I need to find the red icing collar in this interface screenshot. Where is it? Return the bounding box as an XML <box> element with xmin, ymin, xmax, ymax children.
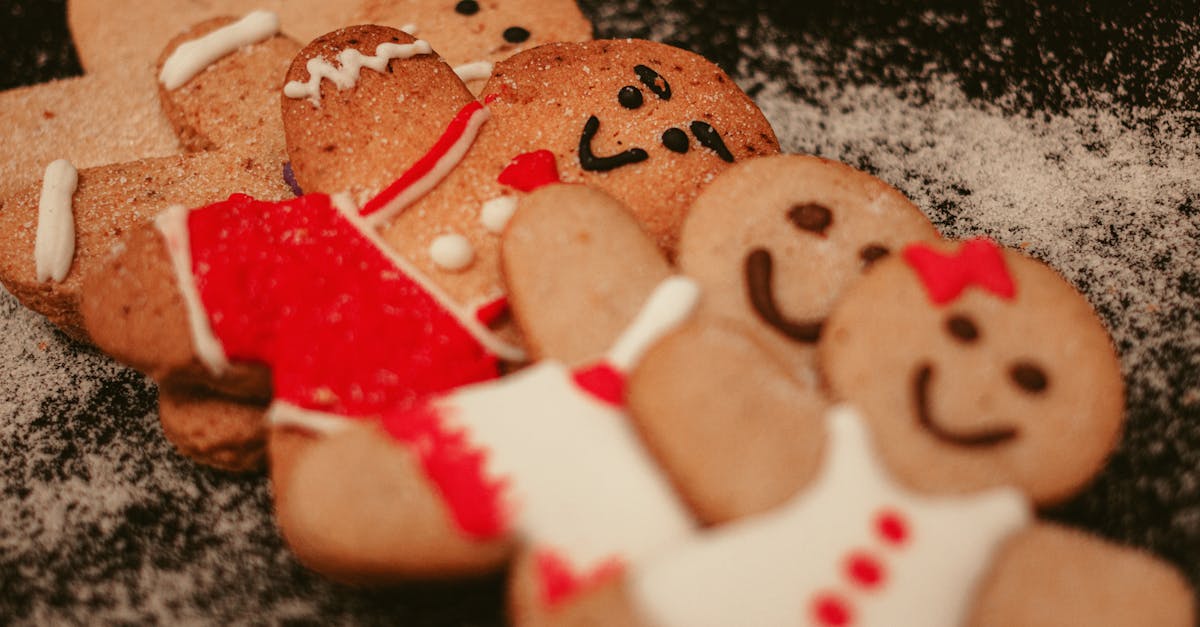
<box><xmin>571</xmin><ymin>362</ymin><xmax>626</xmax><ymax>407</ymax></box>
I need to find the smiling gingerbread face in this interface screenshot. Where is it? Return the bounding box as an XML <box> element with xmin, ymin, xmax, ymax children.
<box><xmin>357</xmin><ymin>0</ymin><xmax>593</xmax><ymax>87</ymax></box>
<box><xmin>678</xmin><ymin>155</ymin><xmax>940</xmax><ymax>378</ymax></box>
<box><xmin>819</xmin><ymin>239</ymin><xmax>1125</xmax><ymax>505</ymax></box>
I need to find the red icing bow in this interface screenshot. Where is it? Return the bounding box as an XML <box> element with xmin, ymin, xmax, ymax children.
<box><xmin>902</xmin><ymin>238</ymin><xmax>1015</xmax><ymax>305</ymax></box>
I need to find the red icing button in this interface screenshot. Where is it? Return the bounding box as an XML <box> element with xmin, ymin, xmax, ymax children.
<box><xmin>497</xmin><ymin>149</ymin><xmax>560</xmax><ymax>192</ymax></box>
<box><xmin>875</xmin><ymin>510</ymin><xmax>909</xmax><ymax>546</ymax></box>
<box><xmin>845</xmin><ymin>552</ymin><xmax>885</xmax><ymax>589</ymax></box>
<box><xmin>812</xmin><ymin>593</ymin><xmax>853</xmax><ymax>626</ymax></box>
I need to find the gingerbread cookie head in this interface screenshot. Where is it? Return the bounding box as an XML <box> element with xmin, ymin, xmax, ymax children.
<box><xmin>678</xmin><ymin>154</ymin><xmax>940</xmax><ymax>377</ymax></box>
<box><xmin>282</xmin><ymin>30</ymin><xmax>777</xmax><ymax>328</ymax></box>
<box><xmin>356</xmin><ymin>0</ymin><xmax>593</xmax><ymax>89</ymax></box>
<box><xmin>820</xmin><ymin>238</ymin><xmax>1125</xmax><ymax>505</ymax></box>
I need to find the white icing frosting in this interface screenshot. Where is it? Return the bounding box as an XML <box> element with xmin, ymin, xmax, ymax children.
<box><xmin>630</xmin><ymin>405</ymin><xmax>1031</xmax><ymax>627</ymax></box>
<box><xmin>34</xmin><ymin>159</ymin><xmax>78</xmax><ymax>283</ymax></box>
<box><xmin>283</xmin><ymin>39</ymin><xmax>434</xmax><ymax>106</ymax></box>
<box><xmin>435</xmin><ymin>278</ymin><xmax>701</xmax><ymax>571</ymax></box>
<box><xmin>154</xmin><ymin>205</ymin><xmax>231</xmax><ymax>376</ymax></box>
<box><xmin>429</xmin><ymin>233</ymin><xmax>475</xmax><ymax>271</ymax></box>
<box><xmin>267</xmin><ymin>401</ymin><xmax>350</xmax><ymax>435</ymax></box>
<box><xmin>479</xmin><ymin>196</ymin><xmax>518</xmax><ymax>234</ymax></box>
<box><xmin>399</xmin><ymin>23</ymin><xmax>418</xmax><ymax>35</ymax></box>
<box><xmin>453</xmin><ymin>60</ymin><xmax>495</xmax><ymax>83</ymax></box>
<box><xmin>159</xmin><ymin>10</ymin><xmax>280</xmax><ymax>90</ymax></box>
<box><xmin>606</xmin><ymin>276</ymin><xmax>699</xmax><ymax>372</ymax></box>
<box><xmin>330</xmin><ymin>194</ymin><xmax>526</xmax><ymax>362</ymax></box>
<box><xmin>362</xmin><ymin>103</ymin><xmax>491</xmax><ymax>226</ymax></box>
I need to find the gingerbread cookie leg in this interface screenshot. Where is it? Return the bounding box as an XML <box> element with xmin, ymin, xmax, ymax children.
<box><xmin>271</xmin><ymin>422</ymin><xmax>513</xmax><ymax>583</ymax></box>
<box><xmin>158</xmin><ymin>386</ymin><xmax>269</xmax><ymax>472</ymax></box>
<box><xmin>969</xmin><ymin>523</ymin><xmax>1195</xmax><ymax>626</ymax></box>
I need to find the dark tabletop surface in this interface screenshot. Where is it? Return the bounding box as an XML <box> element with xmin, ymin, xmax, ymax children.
<box><xmin>0</xmin><ymin>0</ymin><xmax>1197</xmax><ymax>623</ymax></box>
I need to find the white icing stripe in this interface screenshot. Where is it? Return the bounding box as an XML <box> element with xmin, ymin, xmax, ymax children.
<box><xmin>453</xmin><ymin>60</ymin><xmax>494</xmax><ymax>83</ymax></box>
<box><xmin>429</xmin><ymin>233</ymin><xmax>474</xmax><ymax>271</ymax></box>
<box><xmin>154</xmin><ymin>205</ymin><xmax>231</xmax><ymax>376</ymax></box>
<box><xmin>480</xmin><ymin>196</ymin><xmax>518</xmax><ymax>233</ymax></box>
<box><xmin>606</xmin><ymin>276</ymin><xmax>700</xmax><ymax>372</ymax></box>
<box><xmin>159</xmin><ymin>10</ymin><xmax>280</xmax><ymax>90</ymax></box>
<box><xmin>283</xmin><ymin>39</ymin><xmax>434</xmax><ymax>106</ymax></box>
<box><xmin>362</xmin><ymin>104</ymin><xmax>491</xmax><ymax>227</ymax></box>
<box><xmin>330</xmin><ymin>196</ymin><xmax>526</xmax><ymax>362</ymax></box>
<box><xmin>268</xmin><ymin>401</ymin><xmax>351</xmax><ymax>436</ymax></box>
<box><xmin>34</xmin><ymin>159</ymin><xmax>78</xmax><ymax>283</ymax></box>
<box><xmin>399</xmin><ymin>23</ymin><xmax>418</xmax><ymax>35</ymax></box>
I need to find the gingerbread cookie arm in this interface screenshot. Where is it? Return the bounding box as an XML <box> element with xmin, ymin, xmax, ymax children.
<box><xmin>502</xmin><ymin>184</ymin><xmax>673</xmax><ymax>368</ymax></box>
<box><xmin>968</xmin><ymin>522</ymin><xmax>1195</xmax><ymax>627</ymax></box>
<box><xmin>271</xmin><ymin>423</ymin><xmax>513</xmax><ymax>584</ymax></box>
<box><xmin>627</xmin><ymin>319</ymin><xmax>829</xmax><ymax>524</ymax></box>
<box><xmin>155</xmin><ymin>13</ymin><xmax>300</xmax><ymax>154</ymax></box>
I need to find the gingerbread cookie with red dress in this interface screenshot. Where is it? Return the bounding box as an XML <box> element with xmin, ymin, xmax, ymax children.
<box><xmin>543</xmin><ymin>238</ymin><xmax>1194</xmax><ymax>627</ymax></box>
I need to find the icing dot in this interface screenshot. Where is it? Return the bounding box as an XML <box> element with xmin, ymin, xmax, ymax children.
<box><xmin>812</xmin><ymin>593</ymin><xmax>853</xmax><ymax>626</ymax></box>
<box><xmin>662</xmin><ymin>127</ymin><xmax>689</xmax><ymax>153</ymax></box>
<box><xmin>503</xmin><ymin>26</ymin><xmax>531</xmax><ymax>44</ymax></box>
<box><xmin>618</xmin><ymin>85</ymin><xmax>644</xmax><ymax>109</ymax></box>
<box><xmin>480</xmin><ymin>196</ymin><xmax>519</xmax><ymax>234</ymax></box>
<box><xmin>455</xmin><ymin>0</ymin><xmax>480</xmax><ymax>15</ymax></box>
<box><xmin>845</xmin><ymin>552</ymin><xmax>885</xmax><ymax>589</ymax></box>
<box><xmin>430</xmin><ymin>234</ymin><xmax>475</xmax><ymax>271</ymax></box>
<box><xmin>875</xmin><ymin>510</ymin><xmax>909</xmax><ymax>546</ymax></box>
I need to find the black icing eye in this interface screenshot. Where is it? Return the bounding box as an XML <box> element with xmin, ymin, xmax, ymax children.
<box><xmin>787</xmin><ymin>203</ymin><xmax>833</xmax><ymax>236</ymax></box>
<box><xmin>455</xmin><ymin>0</ymin><xmax>480</xmax><ymax>15</ymax></box>
<box><xmin>945</xmin><ymin>314</ymin><xmax>979</xmax><ymax>343</ymax></box>
<box><xmin>634</xmin><ymin>64</ymin><xmax>671</xmax><ymax>100</ymax></box>
<box><xmin>618</xmin><ymin>86</ymin><xmax>644</xmax><ymax>109</ymax></box>
<box><xmin>503</xmin><ymin>26</ymin><xmax>531</xmax><ymax>44</ymax></box>
<box><xmin>859</xmin><ymin>244</ymin><xmax>889</xmax><ymax>266</ymax></box>
<box><xmin>662</xmin><ymin>127</ymin><xmax>689</xmax><ymax>153</ymax></box>
<box><xmin>1010</xmin><ymin>362</ymin><xmax>1049</xmax><ymax>393</ymax></box>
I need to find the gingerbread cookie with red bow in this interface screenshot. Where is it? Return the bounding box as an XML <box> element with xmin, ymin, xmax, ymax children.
<box><xmin>543</xmin><ymin>238</ymin><xmax>1194</xmax><ymax>627</ymax></box>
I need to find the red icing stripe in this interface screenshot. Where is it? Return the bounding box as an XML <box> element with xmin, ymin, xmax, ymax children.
<box><xmin>360</xmin><ymin>100</ymin><xmax>485</xmax><ymax>218</ymax></box>
<box><xmin>571</xmin><ymin>363</ymin><xmax>626</xmax><ymax>407</ymax></box>
<box><xmin>534</xmin><ymin>550</ymin><xmax>624</xmax><ymax>608</ymax></box>
<box><xmin>187</xmin><ymin>193</ymin><xmax>499</xmax><ymax>418</ymax></box>
<box><xmin>381</xmin><ymin>401</ymin><xmax>508</xmax><ymax>539</ymax></box>
<box><xmin>497</xmin><ymin>149</ymin><xmax>560</xmax><ymax>191</ymax></box>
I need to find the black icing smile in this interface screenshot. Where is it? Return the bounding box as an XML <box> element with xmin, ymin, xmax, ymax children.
<box><xmin>744</xmin><ymin>248</ymin><xmax>823</xmax><ymax>343</ymax></box>
<box><xmin>579</xmin><ymin>115</ymin><xmax>650</xmax><ymax>171</ymax></box>
<box><xmin>914</xmin><ymin>363</ymin><xmax>1018</xmax><ymax>447</ymax></box>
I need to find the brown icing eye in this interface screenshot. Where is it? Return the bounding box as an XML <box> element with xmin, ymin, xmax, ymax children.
<box><xmin>859</xmin><ymin>244</ymin><xmax>889</xmax><ymax>266</ymax></box>
<box><xmin>787</xmin><ymin>203</ymin><xmax>833</xmax><ymax>235</ymax></box>
<box><xmin>503</xmin><ymin>26</ymin><xmax>531</xmax><ymax>44</ymax></box>
<box><xmin>945</xmin><ymin>314</ymin><xmax>979</xmax><ymax>343</ymax></box>
<box><xmin>1010</xmin><ymin>362</ymin><xmax>1049</xmax><ymax>393</ymax></box>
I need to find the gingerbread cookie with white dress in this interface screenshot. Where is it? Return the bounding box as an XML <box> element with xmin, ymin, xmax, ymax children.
<box><xmin>544</xmin><ymin>238</ymin><xmax>1194</xmax><ymax>627</ymax></box>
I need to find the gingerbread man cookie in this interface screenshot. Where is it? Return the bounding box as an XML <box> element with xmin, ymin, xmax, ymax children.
<box><xmin>545</xmin><ymin>238</ymin><xmax>1195</xmax><ymax>627</ymax></box>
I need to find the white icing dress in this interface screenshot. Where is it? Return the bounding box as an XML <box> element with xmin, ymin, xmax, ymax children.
<box><xmin>382</xmin><ymin>276</ymin><xmax>703</xmax><ymax>605</ymax></box>
<box><xmin>630</xmin><ymin>405</ymin><xmax>1031</xmax><ymax>627</ymax></box>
